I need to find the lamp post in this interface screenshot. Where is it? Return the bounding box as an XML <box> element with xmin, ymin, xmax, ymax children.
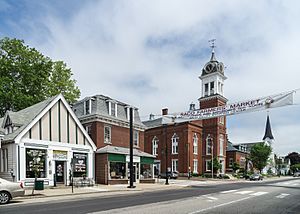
<box><xmin>164</xmin><ymin>124</ymin><xmax>169</xmax><ymax>185</ymax></box>
<box><xmin>211</xmin><ymin>137</ymin><xmax>214</xmax><ymax>179</ymax></box>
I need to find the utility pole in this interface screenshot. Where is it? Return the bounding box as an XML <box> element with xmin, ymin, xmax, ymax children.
<box><xmin>128</xmin><ymin>107</ymin><xmax>135</xmax><ymax>188</ymax></box>
<box><xmin>164</xmin><ymin>124</ymin><xmax>169</xmax><ymax>185</ymax></box>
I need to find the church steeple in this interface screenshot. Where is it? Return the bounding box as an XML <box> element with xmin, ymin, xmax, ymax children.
<box><xmin>263</xmin><ymin>115</ymin><xmax>274</xmax><ymax>140</ymax></box>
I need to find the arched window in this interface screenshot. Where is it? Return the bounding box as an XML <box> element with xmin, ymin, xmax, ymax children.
<box><xmin>152</xmin><ymin>136</ymin><xmax>159</xmax><ymax>156</ymax></box>
<box><xmin>193</xmin><ymin>133</ymin><xmax>198</xmax><ymax>155</ymax></box>
<box><xmin>206</xmin><ymin>135</ymin><xmax>213</xmax><ymax>155</ymax></box>
<box><xmin>171</xmin><ymin>133</ymin><xmax>179</xmax><ymax>154</ymax></box>
<box><xmin>219</xmin><ymin>134</ymin><xmax>224</xmax><ymax>156</ymax></box>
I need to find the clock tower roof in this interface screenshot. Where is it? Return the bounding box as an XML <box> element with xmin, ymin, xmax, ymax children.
<box><xmin>201</xmin><ymin>50</ymin><xmax>225</xmax><ymax>77</ymax></box>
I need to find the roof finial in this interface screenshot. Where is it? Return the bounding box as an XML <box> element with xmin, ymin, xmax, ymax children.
<box><xmin>208</xmin><ymin>39</ymin><xmax>217</xmax><ymax>61</ymax></box>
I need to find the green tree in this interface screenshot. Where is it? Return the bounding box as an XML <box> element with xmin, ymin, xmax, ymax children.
<box><xmin>249</xmin><ymin>143</ymin><xmax>272</xmax><ymax>174</ymax></box>
<box><xmin>232</xmin><ymin>162</ymin><xmax>240</xmax><ymax>173</ymax></box>
<box><xmin>0</xmin><ymin>37</ymin><xmax>80</xmax><ymax>117</ymax></box>
<box><xmin>290</xmin><ymin>163</ymin><xmax>300</xmax><ymax>173</ymax></box>
<box><xmin>212</xmin><ymin>157</ymin><xmax>222</xmax><ymax>174</ymax></box>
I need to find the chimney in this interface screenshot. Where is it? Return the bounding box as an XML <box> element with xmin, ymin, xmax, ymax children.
<box><xmin>162</xmin><ymin>108</ymin><xmax>168</xmax><ymax>115</ymax></box>
<box><xmin>149</xmin><ymin>113</ymin><xmax>155</xmax><ymax>120</ymax></box>
<box><xmin>189</xmin><ymin>103</ymin><xmax>195</xmax><ymax>111</ymax></box>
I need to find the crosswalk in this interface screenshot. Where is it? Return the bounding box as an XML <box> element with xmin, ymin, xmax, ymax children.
<box><xmin>199</xmin><ymin>189</ymin><xmax>291</xmax><ymax>202</ymax></box>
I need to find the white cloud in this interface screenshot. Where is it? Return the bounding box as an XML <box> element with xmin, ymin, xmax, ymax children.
<box><xmin>5</xmin><ymin>0</ymin><xmax>300</xmax><ymax>155</ymax></box>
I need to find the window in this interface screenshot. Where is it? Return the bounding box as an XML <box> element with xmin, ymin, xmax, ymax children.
<box><xmin>210</xmin><ymin>81</ymin><xmax>215</xmax><ymax>94</ymax></box>
<box><xmin>152</xmin><ymin>136</ymin><xmax>159</xmax><ymax>156</ymax></box>
<box><xmin>85</xmin><ymin>125</ymin><xmax>91</xmax><ymax>137</ymax></box>
<box><xmin>219</xmin><ymin>135</ymin><xmax>224</xmax><ymax>156</ymax></box>
<box><xmin>171</xmin><ymin>133</ymin><xmax>179</xmax><ymax>154</ymax></box>
<box><xmin>26</xmin><ymin>148</ymin><xmax>46</xmax><ymax>178</ymax></box>
<box><xmin>73</xmin><ymin>153</ymin><xmax>87</xmax><ymax>177</ymax></box>
<box><xmin>193</xmin><ymin>159</ymin><xmax>198</xmax><ymax>173</ymax></box>
<box><xmin>104</xmin><ymin>126</ymin><xmax>111</xmax><ymax>144</ymax></box>
<box><xmin>141</xmin><ymin>164</ymin><xmax>153</xmax><ymax>179</ymax></box>
<box><xmin>0</xmin><ymin>149</ymin><xmax>8</xmax><ymax>172</ymax></box>
<box><xmin>134</xmin><ymin>130</ymin><xmax>139</xmax><ymax>147</ymax></box>
<box><xmin>193</xmin><ymin>133</ymin><xmax>198</xmax><ymax>155</ymax></box>
<box><xmin>205</xmin><ymin>160</ymin><xmax>212</xmax><ymax>171</ymax></box>
<box><xmin>204</xmin><ymin>83</ymin><xmax>209</xmax><ymax>96</ymax></box>
<box><xmin>219</xmin><ymin>116</ymin><xmax>224</xmax><ymax>125</ymax></box>
<box><xmin>108</xmin><ymin>102</ymin><xmax>118</xmax><ymax>117</ymax></box>
<box><xmin>109</xmin><ymin>162</ymin><xmax>126</xmax><ymax>179</ymax></box>
<box><xmin>84</xmin><ymin>100</ymin><xmax>91</xmax><ymax>115</ymax></box>
<box><xmin>206</xmin><ymin>135</ymin><xmax>213</xmax><ymax>155</ymax></box>
<box><xmin>172</xmin><ymin>159</ymin><xmax>178</xmax><ymax>172</ymax></box>
<box><xmin>229</xmin><ymin>158</ymin><xmax>233</xmax><ymax>167</ymax></box>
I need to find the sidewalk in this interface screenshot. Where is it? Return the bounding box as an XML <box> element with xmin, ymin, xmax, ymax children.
<box><xmin>22</xmin><ymin>176</ymin><xmax>291</xmax><ymax>199</ymax></box>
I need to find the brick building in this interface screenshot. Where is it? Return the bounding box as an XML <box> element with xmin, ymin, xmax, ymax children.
<box><xmin>144</xmin><ymin>47</ymin><xmax>228</xmax><ymax>176</ymax></box>
<box><xmin>226</xmin><ymin>141</ymin><xmax>248</xmax><ymax>172</ymax></box>
<box><xmin>73</xmin><ymin>95</ymin><xmax>155</xmax><ymax>184</ymax></box>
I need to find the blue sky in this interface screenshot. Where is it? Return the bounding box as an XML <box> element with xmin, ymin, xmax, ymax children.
<box><xmin>1</xmin><ymin>0</ymin><xmax>300</xmax><ymax>155</ymax></box>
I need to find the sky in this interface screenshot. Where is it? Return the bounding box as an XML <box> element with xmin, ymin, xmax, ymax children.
<box><xmin>1</xmin><ymin>0</ymin><xmax>299</xmax><ymax>156</ymax></box>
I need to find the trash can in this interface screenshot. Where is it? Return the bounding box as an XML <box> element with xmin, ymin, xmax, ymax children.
<box><xmin>35</xmin><ymin>180</ymin><xmax>44</xmax><ymax>190</ymax></box>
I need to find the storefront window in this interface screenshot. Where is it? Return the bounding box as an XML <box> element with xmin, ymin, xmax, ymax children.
<box><xmin>141</xmin><ymin>164</ymin><xmax>153</xmax><ymax>179</ymax></box>
<box><xmin>73</xmin><ymin>153</ymin><xmax>87</xmax><ymax>177</ymax></box>
<box><xmin>110</xmin><ymin>162</ymin><xmax>126</xmax><ymax>179</ymax></box>
<box><xmin>26</xmin><ymin>148</ymin><xmax>46</xmax><ymax>178</ymax></box>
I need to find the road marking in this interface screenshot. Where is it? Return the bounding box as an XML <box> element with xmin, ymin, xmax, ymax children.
<box><xmin>205</xmin><ymin>196</ymin><xmax>218</xmax><ymax>200</ymax></box>
<box><xmin>249</xmin><ymin>191</ymin><xmax>268</xmax><ymax>196</ymax></box>
<box><xmin>188</xmin><ymin>196</ymin><xmax>253</xmax><ymax>214</ymax></box>
<box><xmin>235</xmin><ymin>190</ymin><xmax>254</xmax><ymax>195</ymax></box>
<box><xmin>220</xmin><ymin>190</ymin><xmax>238</xmax><ymax>194</ymax></box>
<box><xmin>276</xmin><ymin>193</ymin><xmax>290</xmax><ymax>199</ymax></box>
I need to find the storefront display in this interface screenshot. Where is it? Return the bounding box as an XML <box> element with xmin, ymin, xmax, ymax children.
<box><xmin>73</xmin><ymin>153</ymin><xmax>87</xmax><ymax>177</ymax></box>
<box><xmin>26</xmin><ymin>148</ymin><xmax>46</xmax><ymax>178</ymax></box>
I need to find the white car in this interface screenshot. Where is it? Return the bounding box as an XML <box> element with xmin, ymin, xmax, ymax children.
<box><xmin>0</xmin><ymin>178</ymin><xmax>25</xmax><ymax>204</ymax></box>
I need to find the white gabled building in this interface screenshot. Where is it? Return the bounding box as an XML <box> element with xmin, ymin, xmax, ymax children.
<box><xmin>0</xmin><ymin>94</ymin><xmax>96</xmax><ymax>187</ymax></box>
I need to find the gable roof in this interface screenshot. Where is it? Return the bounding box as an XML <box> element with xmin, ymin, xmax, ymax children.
<box><xmin>1</xmin><ymin>96</ymin><xmax>57</xmax><ymax>142</ymax></box>
<box><xmin>0</xmin><ymin>94</ymin><xmax>97</xmax><ymax>151</ymax></box>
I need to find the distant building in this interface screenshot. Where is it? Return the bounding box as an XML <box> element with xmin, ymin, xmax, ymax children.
<box><xmin>0</xmin><ymin>94</ymin><xmax>96</xmax><ymax>187</ymax></box>
<box><xmin>73</xmin><ymin>95</ymin><xmax>155</xmax><ymax>185</ymax></box>
<box><xmin>226</xmin><ymin>141</ymin><xmax>248</xmax><ymax>173</ymax></box>
<box><xmin>144</xmin><ymin>47</ymin><xmax>228</xmax><ymax>176</ymax></box>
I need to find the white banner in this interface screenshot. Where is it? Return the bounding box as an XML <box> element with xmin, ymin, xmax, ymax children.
<box><xmin>176</xmin><ymin>91</ymin><xmax>294</xmax><ymax>120</ymax></box>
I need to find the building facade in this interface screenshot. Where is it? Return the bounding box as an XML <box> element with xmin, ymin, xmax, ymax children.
<box><xmin>144</xmin><ymin>48</ymin><xmax>228</xmax><ymax>176</ymax></box>
<box><xmin>73</xmin><ymin>95</ymin><xmax>155</xmax><ymax>185</ymax></box>
<box><xmin>0</xmin><ymin>94</ymin><xmax>96</xmax><ymax>187</ymax></box>
<box><xmin>144</xmin><ymin>108</ymin><xmax>203</xmax><ymax>177</ymax></box>
<box><xmin>226</xmin><ymin>141</ymin><xmax>248</xmax><ymax>173</ymax></box>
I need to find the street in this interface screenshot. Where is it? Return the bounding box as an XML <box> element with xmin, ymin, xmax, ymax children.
<box><xmin>0</xmin><ymin>178</ymin><xmax>299</xmax><ymax>214</ymax></box>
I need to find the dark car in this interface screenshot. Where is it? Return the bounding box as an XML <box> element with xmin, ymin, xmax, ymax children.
<box><xmin>158</xmin><ymin>171</ymin><xmax>178</xmax><ymax>179</ymax></box>
<box><xmin>249</xmin><ymin>174</ymin><xmax>263</xmax><ymax>181</ymax></box>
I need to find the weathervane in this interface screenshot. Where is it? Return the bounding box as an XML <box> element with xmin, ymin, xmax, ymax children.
<box><xmin>208</xmin><ymin>39</ymin><xmax>216</xmax><ymax>53</ymax></box>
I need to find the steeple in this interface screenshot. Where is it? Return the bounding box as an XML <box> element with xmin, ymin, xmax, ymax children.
<box><xmin>263</xmin><ymin>115</ymin><xmax>274</xmax><ymax>140</ymax></box>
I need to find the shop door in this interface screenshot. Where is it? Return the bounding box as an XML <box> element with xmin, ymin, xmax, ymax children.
<box><xmin>55</xmin><ymin>161</ymin><xmax>65</xmax><ymax>183</ymax></box>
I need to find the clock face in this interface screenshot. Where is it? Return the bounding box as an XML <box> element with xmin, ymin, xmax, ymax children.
<box><xmin>205</xmin><ymin>63</ymin><xmax>214</xmax><ymax>73</ymax></box>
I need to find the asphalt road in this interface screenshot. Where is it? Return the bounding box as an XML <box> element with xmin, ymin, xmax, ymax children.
<box><xmin>1</xmin><ymin>178</ymin><xmax>299</xmax><ymax>214</ymax></box>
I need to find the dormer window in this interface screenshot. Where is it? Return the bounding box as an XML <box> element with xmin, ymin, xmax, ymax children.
<box><xmin>5</xmin><ymin>126</ymin><xmax>13</xmax><ymax>134</ymax></box>
<box><xmin>108</xmin><ymin>101</ymin><xmax>118</xmax><ymax>117</ymax></box>
<box><xmin>126</xmin><ymin>107</ymin><xmax>134</xmax><ymax>122</ymax></box>
<box><xmin>84</xmin><ymin>99</ymin><xmax>91</xmax><ymax>115</ymax></box>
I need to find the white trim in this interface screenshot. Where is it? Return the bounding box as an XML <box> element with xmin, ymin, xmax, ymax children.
<box><xmin>14</xmin><ymin>94</ymin><xmax>97</xmax><ymax>151</ymax></box>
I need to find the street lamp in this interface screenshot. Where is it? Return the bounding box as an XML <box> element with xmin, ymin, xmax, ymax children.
<box><xmin>164</xmin><ymin>124</ymin><xmax>169</xmax><ymax>185</ymax></box>
<box><xmin>211</xmin><ymin>140</ymin><xmax>214</xmax><ymax>179</ymax></box>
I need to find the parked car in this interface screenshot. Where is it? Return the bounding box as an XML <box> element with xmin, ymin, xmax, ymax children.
<box><xmin>293</xmin><ymin>171</ymin><xmax>300</xmax><ymax>177</ymax></box>
<box><xmin>0</xmin><ymin>178</ymin><xmax>25</xmax><ymax>204</ymax></box>
<box><xmin>158</xmin><ymin>171</ymin><xmax>178</xmax><ymax>179</ymax></box>
<box><xmin>249</xmin><ymin>174</ymin><xmax>263</xmax><ymax>181</ymax></box>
